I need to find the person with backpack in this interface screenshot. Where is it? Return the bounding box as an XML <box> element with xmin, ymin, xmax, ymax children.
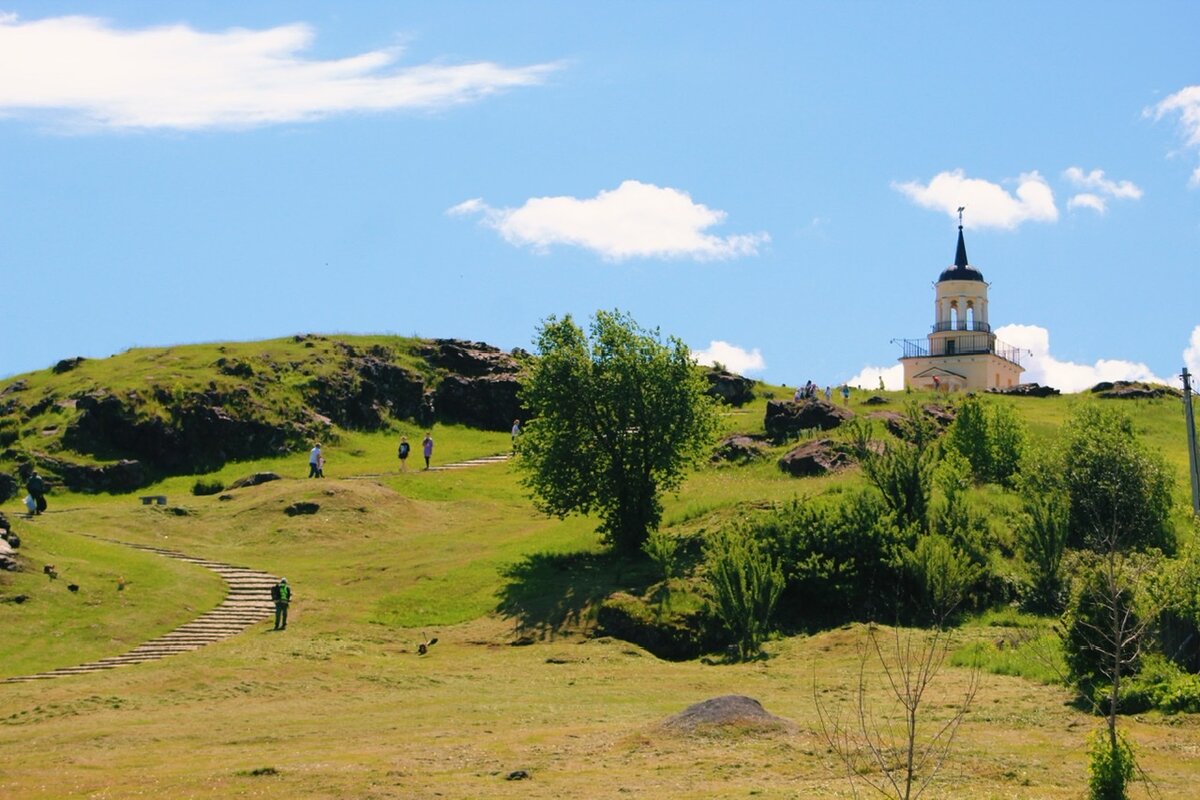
<box><xmin>271</xmin><ymin>578</ymin><xmax>292</xmax><ymax>630</ymax></box>
<box><xmin>398</xmin><ymin>436</ymin><xmax>411</xmax><ymax>472</ymax></box>
<box><xmin>26</xmin><ymin>470</ymin><xmax>47</xmax><ymax>515</ymax></box>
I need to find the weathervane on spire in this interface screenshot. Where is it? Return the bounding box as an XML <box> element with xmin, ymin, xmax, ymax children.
<box><xmin>957</xmin><ymin>206</ymin><xmax>965</xmax><ymax>228</ymax></box>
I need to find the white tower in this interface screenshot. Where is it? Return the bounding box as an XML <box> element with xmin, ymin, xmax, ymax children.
<box><xmin>897</xmin><ymin>223</ymin><xmax>1024</xmax><ymax>391</ymax></box>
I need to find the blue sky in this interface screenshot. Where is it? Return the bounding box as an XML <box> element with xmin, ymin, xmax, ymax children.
<box><xmin>2</xmin><ymin>2</ymin><xmax>1199</xmax><ymax>392</ymax></box>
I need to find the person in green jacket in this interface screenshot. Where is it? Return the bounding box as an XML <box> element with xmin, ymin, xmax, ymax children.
<box><xmin>272</xmin><ymin>578</ymin><xmax>292</xmax><ymax>630</ymax></box>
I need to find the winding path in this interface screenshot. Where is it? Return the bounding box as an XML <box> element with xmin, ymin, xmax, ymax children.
<box><xmin>3</xmin><ymin>455</ymin><xmax>511</xmax><ymax>684</ymax></box>
<box><xmin>3</xmin><ymin>544</ymin><xmax>277</xmax><ymax>683</ymax></box>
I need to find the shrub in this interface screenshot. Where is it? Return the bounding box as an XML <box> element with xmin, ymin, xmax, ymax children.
<box><xmin>751</xmin><ymin>492</ymin><xmax>908</xmax><ymax>628</ymax></box>
<box><xmin>1017</xmin><ymin>490</ymin><xmax>1070</xmax><ymax>614</ymax></box>
<box><xmin>905</xmin><ymin>533</ymin><xmax>981</xmax><ymax>624</ymax></box>
<box><xmin>192</xmin><ymin>478</ymin><xmax>225</xmax><ymax>496</ymax></box>
<box><xmin>1087</xmin><ymin>729</ymin><xmax>1135</xmax><ymax>800</ymax></box>
<box><xmin>642</xmin><ymin>528</ymin><xmax>680</xmax><ymax>582</ymax></box>
<box><xmin>703</xmin><ymin>526</ymin><xmax>783</xmax><ymax>661</ymax></box>
<box><xmin>1063</xmin><ymin>563</ymin><xmax>1144</xmax><ymax>696</ymax></box>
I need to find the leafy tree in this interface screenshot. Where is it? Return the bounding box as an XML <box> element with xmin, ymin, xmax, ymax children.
<box><xmin>945</xmin><ymin>395</ymin><xmax>1025</xmax><ymax>486</ymax></box>
<box><xmin>1058</xmin><ymin>405</ymin><xmax>1174</xmax><ymax>553</ymax></box>
<box><xmin>861</xmin><ymin>437</ymin><xmax>936</xmax><ymax>534</ymax></box>
<box><xmin>518</xmin><ymin>310</ymin><xmax>718</xmax><ymax>553</ymax></box>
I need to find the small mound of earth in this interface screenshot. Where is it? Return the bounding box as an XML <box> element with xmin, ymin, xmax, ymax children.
<box><xmin>659</xmin><ymin>695</ymin><xmax>792</xmax><ymax>735</ymax></box>
<box><xmin>229</xmin><ymin>472</ymin><xmax>282</xmax><ymax>489</ymax></box>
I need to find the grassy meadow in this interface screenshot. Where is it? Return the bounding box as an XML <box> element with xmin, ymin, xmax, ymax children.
<box><xmin>2</xmin><ymin>358</ymin><xmax>1200</xmax><ymax>798</ymax></box>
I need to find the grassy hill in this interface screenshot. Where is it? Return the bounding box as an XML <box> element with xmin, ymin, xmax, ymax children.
<box><xmin>1</xmin><ymin>339</ymin><xmax>1198</xmax><ymax>798</ymax></box>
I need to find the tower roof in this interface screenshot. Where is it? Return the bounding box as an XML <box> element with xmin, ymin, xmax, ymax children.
<box><xmin>937</xmin><ymin>225</ymin><xmax>985</xmax><ymax>283</ymax></box>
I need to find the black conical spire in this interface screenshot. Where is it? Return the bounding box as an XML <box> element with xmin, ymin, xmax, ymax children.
<box><xmin>937</xmin><ymin>214</ymin><xmax>984</xmax><ymax>283</ymax></box>
<box><xmin>954</xmin><ymin>225</ymin><xmax>969</xmax><ymax>268</ymax></box>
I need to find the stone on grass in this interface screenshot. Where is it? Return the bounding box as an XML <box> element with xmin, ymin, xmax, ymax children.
<box><xmin>659</xmin><ymin>695</ymin><xmax>792</xmax><ymax>734</ymax></box>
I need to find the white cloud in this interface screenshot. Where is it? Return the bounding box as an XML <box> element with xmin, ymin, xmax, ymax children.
<box><xmin>1067</xmin><ymin>193</ymin><xmax>1107</xmax><ymax>213</ymax></box>
<box><xmin>892</xmin><ymin>169</ymin><xmax>1058</xmax><ymax>230</ymax></box>
<box><xmin>1151</xmin><ymin>86</ymin><xmax>1200</xmax><ymax>188</ymax></box>
<box><xmin>1185</xmin><ymin>325</ymin><xmax>1200</xmax><ymax>377</ymax></box>
<box><xmin>449</xmin><ymin>180</ymin><xmax>769</xmax><ymax>261</ymax></box>
<box><xmin>847</xmin><ymin>364</ymin><xmax>904</xmax><ymax>391</ymax></box>
<box><xmin>1063</xmin><ymin>167</ymin><xmax>1142</xmax><ymax>200</ymax></box>
<box><xmin>693</xmin><ymin>341</ymin><xmax>766</xmax><ymax>374</ymax></box>
<box><xmin>0</xmin><ymin>14</ymin><xmax>558</xmax><ymax>130</ymax></box>
<box><xmin>996</xmin><ymin>324</ymin><xmax>1169</xmax><ymax>393</ymax></box>
<box><xmin>1153</xmin><ymin>85</ymin><xmax>1200</xmax><ymax>148</ymax></box>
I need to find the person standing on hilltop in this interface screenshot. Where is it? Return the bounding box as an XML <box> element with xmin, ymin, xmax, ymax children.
<box><xmin>422</xmin><ymin>432</ymin><xmax>434</xmax><ymax>470</ymax></box>
<box><xmin>308</xmin><ymin>443</ymin><xmax>322</xmax><ymax>478</ymax></box>
<box><xmin>398</xmin><ymin>436</ymin><xmax>411</xmax><ymax>472</ymax></box>
<box><xmin>271</xmin><ymin>577</ymin><xmax>292</xmax><ymax>631</ymax></box>
<box><xmin>26</xmin><ymin>469</ymin><xmax>47</xmax><ymax>515</ymax></box>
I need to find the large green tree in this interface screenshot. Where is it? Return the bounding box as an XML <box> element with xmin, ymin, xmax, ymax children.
<box><xmin>518</xmin><ymin>310</ymin><xmax>718</xmax><ymax>553</ymax></box>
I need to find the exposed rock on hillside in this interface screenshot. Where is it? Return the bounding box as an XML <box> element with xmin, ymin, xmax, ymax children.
<box><xmin>712</xmin><ymin>434</ymin><xmax>768</xmax><ymax>464</ymax></box>
<box><xmin>988</xmin><ymin>382</ymin><xmax>1060</xmax><ymax>397</ymax></box>
<box><xmin>64</xmin><ymin>390</ymin><xmax>313</xmax><ymax>475</ymax></box>
<box><xmin>778</xmin><ymin>439</ymin><xmax>855</xmax><ymax>477</ymax></box>
<box><xmin>1090</xmin><ymin>381</ymin><xmax>1180</xmax><ymax>400</ymax></box>
<box><xmin>764</xmin><ymin>399</ymin><xmax>852</xmax><ymax>441</ymax></box>
<box><xmin>436</xmin><ymin>373</ymin><xmax>524</xmax><ymax>431</ymax></box>
<box><xmin>32</xmin><ymin>455</ymin><xmax>146</xmax><ymax>493</ymax></box>
<box><xmin>704</xmin><ymin>369</ymin><xmax>755</xmax><ymax>407</ymax></box>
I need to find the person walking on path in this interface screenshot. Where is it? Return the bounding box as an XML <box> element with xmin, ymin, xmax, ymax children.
<box><xmin>422</xmin><ymin>432</ymin><xmax>434</xmax><ymax>470</ymax></box>
<box><xmin>308</xmin><ymin>443</ymin><xmax>322</xmax><ymax>478</ymax></box>
<box><xmin>398</xmin><ymin>436</ymin><xmax>411</xmax><ymax>472</ymax></box>
<box><xmin>26</xmin><ymin>470</ymin><xmax>47</xmax><ymax>515</ymax></box>
<box><xmin>511</xmin><ymin>419</ymin><xmax>522</xmax><ymax>453</ymax></box>
<box><xmin>272</xmin><ymin>578</ymin><xmax>292</xmax><ymax>630</ymax></box>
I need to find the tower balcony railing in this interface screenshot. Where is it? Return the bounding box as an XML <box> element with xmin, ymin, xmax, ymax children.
<box><xmin>893</xmin><ymin>335</ymin><xmax>1024</xmax><ymax>366</ymax></box>
<box><xmin>931</xmin><ymin>320</ymin><xmax>991</xmax><ymax>333</ymax></box>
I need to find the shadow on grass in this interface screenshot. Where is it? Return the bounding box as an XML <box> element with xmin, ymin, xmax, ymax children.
<box><xmin>496</xmin><ymin>550</ymin><xmax>656</xmax><ymax>641</ymax></box>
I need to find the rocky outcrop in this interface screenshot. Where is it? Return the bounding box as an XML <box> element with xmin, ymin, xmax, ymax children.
<box><xmin>764</xmin><ymin>399</ymin><xmax>853</xmax><ymax>441</ymax></box>
<box><xmin>33</xmin><ymin>455</ymin><xmax>148</xmax><ymax>493</ymax></box>
<box><xmin>712</xmin><ymin>434</ymin><xmax>768</xmax><ymax>464</ymax></box>
<box><xmin>704</xmin><ymin>369</ymin><xmax>755</xmax><ymax>407</ymax></box>
<box><xmin>306</xmin><ymin>353</ymin><xmax>425</xmax><ymax>429</ymax></box>
<box><xmin>777</xmin><ymin>439</ymin><xmax>855</xmax><ymax>477</ymax></box>
<box><xmin>988</xmin><ymin>383</ymin><xmax>1060</xmax><ymax>397</ymax></box>
<box><xmin>52</xmin><ymin>357</ymin><xmax>85</xmax><ymax>374</ymax></box>
<box><xmin>1090</xmin><ymin>381</ymin><xmax>1180</xmax><ymax>400</ymax></box>
<box><xmin>435</xmin><ymin>373</ymin><xmax>525</xmax><ymax>431</ymax></box>
<box><xmin>0</xmin><ymin>473</ymin><xmax>17</xmax><ymax>503</ymax></box>
<box><xmin>863</xmin><ymin>395</ymin><xmax>889</xmax><ymax>405</ymax></box>
<box><xmin>420</xmin><ymin>339</ymin><xmax>520</xmax><ymax>377</ymax></box>
<box><xmin>64</xmin><ymin>390</ymin><xmax>315</xmax><ymax>475</ymax></box>
<box><xmin>866</xmin><ymin>403</ymin><xmax>955</xmax><ymax>442</ymax></box>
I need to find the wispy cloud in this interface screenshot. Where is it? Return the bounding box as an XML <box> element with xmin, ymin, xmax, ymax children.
<box><xmin>449</xmin><ymin>180</ymin><xmax>769</xmax><ymax>261</ymax></box>
<box><xmin>1150</xmin><ymin>85</ymin><xmax>1200</xmax><ymax>187</ymax></box>
<box><xmin>892</xmin><ymin>169</ymin><xmax>1058</xmax><ymax>230</ymax></box>
<box><xmin>693</xmin><ymin>340</ymin><xmax>766</xmax><ymax>374</ymax></box>
<box><xmin>0</xmin><ymin>14</ymin><xmax>558</xmax><ymax>130</ymax></box>
<box><xmin>1063</xmin><ymin>167</ymin><xmax>1142</xmax><ymax>213</ymax></box>
<box><xmin>996</xmin><ymin>324</ymin><xmax>1168</xmax><ymax>393</ymax></box>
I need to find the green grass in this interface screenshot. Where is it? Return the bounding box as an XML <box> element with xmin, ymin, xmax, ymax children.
<box><xmin>1</xmin><ymin>363</ymin><xmax>1199</xmax><ymax>797</ymax></box>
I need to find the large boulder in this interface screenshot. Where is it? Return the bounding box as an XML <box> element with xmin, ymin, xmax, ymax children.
<box><xmin>712</xmin><ymin>434</ymin><xmax>768</xmax><ymax>464</ymax></box>
<box><xmin>704</xmin><ymin>369</ymin><xmax>755</xmax><ymax>407</ymax></box>
<box><xmin>764</xmin><ymin>399</ymin><xmax>852</xmax><ymax>441</ymax></box>
<box><xmin>0</xmin><ymin>473</ymin><xmax>17</xmax><ymax>503</ymax></box>
<box><xmin>777</xmin><ymin>439</ymin><xmax>854</xmax><ymax>477</ymax></box>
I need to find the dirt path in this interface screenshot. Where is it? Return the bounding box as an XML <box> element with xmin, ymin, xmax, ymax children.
<box><xmin>428</xmin><ymin>453</ymin><xmax>512</xmax><ymax>471</ymax></box>
<box><xmin>2</xmin><ymin>543</ymin><xmax>277</xmax><ymax>683</ymax></box>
